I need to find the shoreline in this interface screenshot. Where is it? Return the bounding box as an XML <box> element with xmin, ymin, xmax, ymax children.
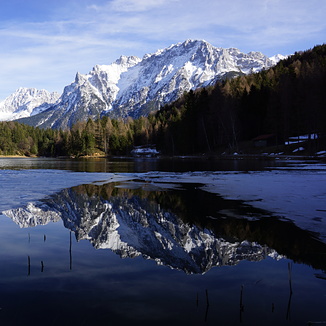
<box><xmin>0</xmin><ymin>155</ymin><xmax>30</xmax><ymax>158</ymax></box>
<box><xmin>0</xmin><ymin>153</ymin><xmax>325</xmax><ymax>161</ymax></box>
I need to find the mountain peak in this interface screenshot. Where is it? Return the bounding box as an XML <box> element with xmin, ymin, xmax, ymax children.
<box><xmin>269</xmin><ymin>54</ymin><xmax>288</xmax><ymax>64</ymax></box>
<box><xmin>74</xmin><ymin>72</ymin><xmax>85</xmax><ymax>84</ymax></box>
<box><xmin>115</xmin><ymin>55</ymin><xmax>141</xmax><ymax>66</ymax></box>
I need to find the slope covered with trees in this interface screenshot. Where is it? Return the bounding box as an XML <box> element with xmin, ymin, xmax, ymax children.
<box><xmin>1</xmin><ymin>44</ymin><xmax>325</xmax><ymax>157</ymax></box>
<box><xmin>149</xmin><ymin>44</ymin><xmax>326</xmax><ymax>154</ymax></box>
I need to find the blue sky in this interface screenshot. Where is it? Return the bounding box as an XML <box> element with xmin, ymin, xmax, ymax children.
<box><xmin>0</xmin><ymin>0</ymin><xmax>325</xmax><ymax>100</ymax></box>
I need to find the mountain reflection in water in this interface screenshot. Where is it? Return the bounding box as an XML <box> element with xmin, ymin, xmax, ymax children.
<box><xmin>4</xmin><ymin>181</ymin><xmax>326</xmax><ymax>273</ymax></box>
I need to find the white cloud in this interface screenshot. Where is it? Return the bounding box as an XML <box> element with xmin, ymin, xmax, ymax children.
<box><xmin>108</xmin><ymin>0</ymin><xmax>178</xmax><ymax>12</ymax></box>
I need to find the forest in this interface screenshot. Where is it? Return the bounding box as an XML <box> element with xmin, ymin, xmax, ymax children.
<box><xmin>0</xmin><ymin>44</ymin><xmax>325</xmax><ymax>157</ymax></box>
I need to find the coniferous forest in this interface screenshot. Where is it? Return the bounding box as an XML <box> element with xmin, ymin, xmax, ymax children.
<box><xmin>1</xmin><ymin>44</ymin><xmax>325</xmax><ymax>157</ymax></box>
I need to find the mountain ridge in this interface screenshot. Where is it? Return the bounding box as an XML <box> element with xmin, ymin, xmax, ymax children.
<box><xmin>0</xmin><ymin>40</ymin><xmax>285</xmax><ymax>129</ymax></box>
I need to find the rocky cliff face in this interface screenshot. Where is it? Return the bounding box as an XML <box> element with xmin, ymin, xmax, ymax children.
<box><xmin>13</xmin><ymin>40</ymin><xmax>282</xmax><ymax>129</ymax></box>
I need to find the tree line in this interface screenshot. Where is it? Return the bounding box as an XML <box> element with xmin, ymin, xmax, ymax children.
<box><xmin>0</xmin><ymin>44</ymin><xmax>325</xmax><ymax>157</ymax></box>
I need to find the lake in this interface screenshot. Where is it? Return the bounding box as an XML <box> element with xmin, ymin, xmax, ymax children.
<box><xmin>0</xmin><ymin>156</ymin><xmax>325</xmax><ymax>325</ymax></box>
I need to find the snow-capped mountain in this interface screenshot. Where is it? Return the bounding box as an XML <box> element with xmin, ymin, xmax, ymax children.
<box><xmin>3</xmin><ymin>183</ymin><xmax>281</xmax><ymax>274</ymax></box>
<box><xmin>0</xmin><ymin>87</ymin><xmax>60</xmax><ymax>121</ymax></box>
<box><xmin>12</xmin><ymin>40</ymin><xmax>283</xmax><ymax>129</ymax></box>
<box><xmin>269</xmin><ymin>54</ymin><xmax>287</xmax><ymax>65</ymax></box>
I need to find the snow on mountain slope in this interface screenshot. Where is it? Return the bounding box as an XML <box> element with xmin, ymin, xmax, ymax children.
<box><xmin>113</xmin><ymin>40</ymin><xmax>278</xmax><ymax>117</ymax></box>
<box><xmin>9</xmin><ymin>40</ymin><xmax>283</xmax><ymax>129</ymax></box>
<box><xmin>0</xmin><ymin>87</ymin><xmax>60</xmax><ymax>121</ymax></box>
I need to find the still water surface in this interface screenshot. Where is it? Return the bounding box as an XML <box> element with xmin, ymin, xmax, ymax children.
<box><xmin>0</xmin><ymin>157</ymin><xmax>325</xmax><ymax>325</ymax></box>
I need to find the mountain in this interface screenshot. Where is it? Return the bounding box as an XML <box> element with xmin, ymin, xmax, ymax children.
<box><xmin>0</xmin><ymin>87</ymin><xmax>60</xmax><ymax>121</ymax></box>
<box><xmin>14</xmin><ymin>40</ymin><xmax>283</xmax><ymax>129</ymax></box>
